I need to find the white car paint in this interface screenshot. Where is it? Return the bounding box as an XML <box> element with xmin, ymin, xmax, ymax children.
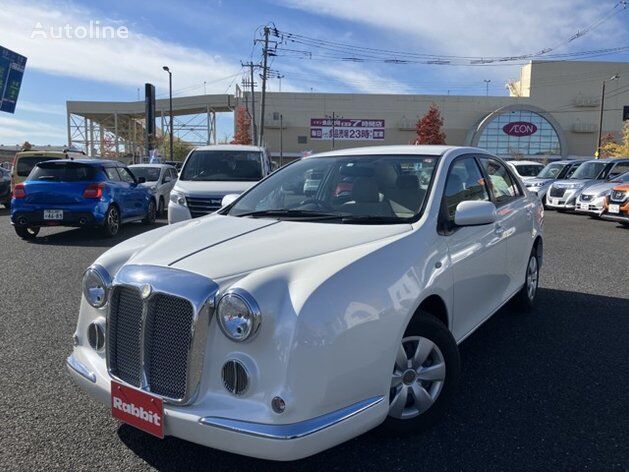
<box><xmin>506</xmin><ymin>160</ymin><xmax>545</xmax><ymax>181</ymax></box>
<box><xmin>68</xmin><ymin>145</ymin><xmax>543</xmax><ymax>461</ymax></box>
<box><xmin>168</xmin><ymin>144</ymin><xmax>271</xmax><ymax>224</ymax></box>
<box><xmin>129</xmin><ymin>164</ymin><xmax>177</xmax><ymax>215</ymax></box>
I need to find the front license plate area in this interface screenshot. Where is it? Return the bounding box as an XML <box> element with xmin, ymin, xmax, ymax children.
<box><xmin>609</xmin><ymin>204</ymin><xmax>620</xmax><ymax>214</ymax></box>
<box><xmin>111</xmin><ymin>380</ymin><xmax>164</xmax><ymax>438</ymax></box>
<box><xmin>552</xmin><ymin>198</ymin><xmax>559</xmax><ymax>205</ymax></box>
<box><xmin>579</xmin><ymin>203</ymin><xmax>589</xmax><ymax>211</ymax></box>
<box><xmin>43</xmin><ymin>209</ymin><xmax>63</xmax><ymax>220</ymax></box>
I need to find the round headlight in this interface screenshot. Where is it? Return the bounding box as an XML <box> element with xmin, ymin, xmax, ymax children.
<box><xmin>216</xmin><ymin>289</ymin><xmax>261</xmax><ymax>342</ymax></box>
<box><xmin>82</xmin><ymin>265</ymin><xmax>111</xmax><ymax>308</ymax></box>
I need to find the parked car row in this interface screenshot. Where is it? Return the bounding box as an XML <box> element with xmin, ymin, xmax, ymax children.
<box><xmin>524</xmin><ymin>157</ymin><xmax>629</xmax><ymax>225</ymax></box>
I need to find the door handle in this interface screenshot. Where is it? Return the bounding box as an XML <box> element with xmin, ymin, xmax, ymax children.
<box><xmin>494</xmin><ymin>223</ymin><xmax>505</xmax><ymax>235</ymax></box>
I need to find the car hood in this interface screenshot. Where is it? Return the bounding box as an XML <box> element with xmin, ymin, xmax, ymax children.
<box><xmin>552</xmin><ymin>179</ymin><xmax>594</xmax><ymax>187</ymax></box>
<box><xmin>174</xmin><ymin>180</ymin><xmax>256</xmax><ymax>197</ymax></box>
<box><xmin>124</xmin><ymin>214</ymin><xmax>412</xmax><ymax>280</ymax></box>
<box><xmin>580</xmin><ymin>181</ymin><xmax>616</xmax><ymax>195</ymax></box>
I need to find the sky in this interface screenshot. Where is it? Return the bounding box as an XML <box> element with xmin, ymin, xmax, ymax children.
<box><xmin>0</xmin><ymin>0</ymin><xmax>628</xmax><ymax>146</ymax></box>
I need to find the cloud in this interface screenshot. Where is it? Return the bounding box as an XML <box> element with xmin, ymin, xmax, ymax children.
<box><xmin>0</xmin><ymin>116</ymin><xmax>66</xmax><ymax>144</ymax></box>
<box><xmin>0</xmin><ymin>0</ymin><xmax>242</xmax><ymax>93</ymax></box>
<box><xmin>278</xmin><ymin>0</ymin><xmax>626</xmax><ymax>58</ymax></box>
<box><xmin>17</xmin><ymin>101</ymin><xmax>66</xmax><ymax>115</ymax></box>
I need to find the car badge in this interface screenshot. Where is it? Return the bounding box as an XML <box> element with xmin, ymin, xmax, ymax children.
<box><xmin>141</xmin><ymin>284</ymin><xmax>152</xmax><ymax>299</ymax></box>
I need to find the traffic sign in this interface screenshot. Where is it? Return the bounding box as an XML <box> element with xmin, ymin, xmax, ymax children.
<box><xmin>0</xmin><ymin>45</ymin><xmax>27</xmax><ymax>114</ymax></box>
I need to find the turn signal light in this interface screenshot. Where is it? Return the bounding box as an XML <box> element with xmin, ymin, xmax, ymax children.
<box><xmin>13</xmin><ymin>183</ymin><xmax>25</xmax><ymax>199</ymax></box>
<box><xmin>83</xmin><ymin>183</ymin><xmax>104</xmax><ymax>199</ymax></box>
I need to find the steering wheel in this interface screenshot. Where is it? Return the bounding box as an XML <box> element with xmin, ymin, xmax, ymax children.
<box><xmin>297</xmin><ymin>199</ymin><xmax>335</xmax><ymax>212</ymax></box>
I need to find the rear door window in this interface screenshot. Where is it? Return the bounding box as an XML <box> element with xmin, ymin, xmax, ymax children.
<box><xmin>28</xmin><ymin>162</ymin><xmax>98</xmax><ymax>182</ymax></box>
<box><xmin>117</xmin><ymin>167</ymin><xmax>136</xmax><ymax>183</ymax></box>
<box><xmin>104</xmin><ymin>167</ymin><xmax>120</xmax><ymax>181</ymax></box>
<box><xmin>17</xmin><ymin>156</ymin><xmax>62</xmax><ymax>177</ymax></box>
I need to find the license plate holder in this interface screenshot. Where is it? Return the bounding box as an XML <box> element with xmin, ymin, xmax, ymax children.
<box><xmin>43</xmin><ymin>209</ymin><xmax>63</xmax><ymax>220</ymax></box>
<box><xmin>579</xmin><ymin>203</ymin><xmax>589</xmax><ymax>211</ymax></box>
<box><xmin>111</xmin><ymin>380</ymin><xmax>164</xmax><ymax>438</ymax></box>
<box><xmin>609</xmin><ymin>204</ymin><xmax>620</xmax><ymax>214</ymax></box>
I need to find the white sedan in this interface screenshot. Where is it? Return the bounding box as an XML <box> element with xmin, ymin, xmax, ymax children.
<box><xmin>128</xmin><ymin>164</ymin><xmax>177</xmax><ymax>216</ymax></box>
<box><xmin>67</xmin><ymin>145</ymin><xmax>543</xmax><ymax>461</ymax></box>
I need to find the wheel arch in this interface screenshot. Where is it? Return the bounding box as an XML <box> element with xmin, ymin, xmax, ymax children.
<box><xmin>533</xmin><ymin>235</ymin><xmax>543</xmax><ymax>268</ymax></box>
<box><xmin>413</xmin><ymin>294</ymin><xmax>450</xmax><ymax>330</ymax></box>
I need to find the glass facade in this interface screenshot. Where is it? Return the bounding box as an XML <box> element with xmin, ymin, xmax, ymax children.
<box><xmin>477</xmin><ymin>110</ymin><xmax>561</xmax><ymax>157</ymax></box>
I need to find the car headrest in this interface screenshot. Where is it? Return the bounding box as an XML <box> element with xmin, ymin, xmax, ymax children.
<box><xmin>375</xmin><ymin>162</ymin><xmax>398</xmax><ymax>189</ymax></box>
<box><xmin>397</xmin><ymin>174</ymin><xmax>419</xmax><ymax>189</ymax></box>
<box><xmin>340</xmin><ymin>165</ymin><xmax>375</xmax><ymax>178</ymax></box>
<box><xmin>352</xmin><ymin>178</ymin><xmax>380</xmax><ymax>202</ymax></box>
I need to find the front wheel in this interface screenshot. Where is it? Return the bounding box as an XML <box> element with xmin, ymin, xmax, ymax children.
<box><xmin>15</xmin><ymin>226</ymin><xmax>39</xmax><ymax>240</ymax></box>
<box><xmin>514</xmin><ymin>250</ymin><xmax>539</xmax><ymax>310</ymax></box>
<box><xmin>157</xmin><ymin>197</ymin><xmax>164</xmax><ymax>217</ymax></box>
<box><xmin>143</xmin><ymin>199</ymin><xmax>156</xmax><ymax>224</ymax></box>
<box><xmin>384</xmin><ymin>313</ymin><xmax>460</xmax><ymax>434</ymax></box>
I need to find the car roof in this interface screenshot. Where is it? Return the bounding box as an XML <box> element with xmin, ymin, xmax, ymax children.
<box><xmin>36</xmin><ymin>158</ymin><xmax>121</xmax><ymax>166</ymax></box>
<box><xmin>192</xmin><ymin>144</ymin><xmax>265</xmax><ymax>152</ymax></box>
<box><xmin>129</xmin><ymin>163</ymin><xmax>174</xmax><ymax>168</ymax></box>
<box><xmin>307</xmin><ymin>145</ymin><xmax>466</xmax><ymax>159</ymax></box>
<box><xmin>509</xmin><ymin>160</ymin><xmax>544</xmax><ymax>166</ymax></box>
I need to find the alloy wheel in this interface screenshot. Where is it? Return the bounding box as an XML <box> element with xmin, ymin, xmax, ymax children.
<box><xmin>526</xmin><ymin>255</ymin><xmax>538</xmax><ymax>301</ymax></box>
<box><xmin>389</xmin><ymin>335</ymin><xmax>446</xmax><ymax>420</ymax></box>
<box><xmin>108</xmin><ymin>207</ymin><xmax>119</xmax><ymax>234</ymax></box>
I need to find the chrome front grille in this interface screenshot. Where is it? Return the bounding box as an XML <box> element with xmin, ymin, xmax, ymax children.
<box><xmin>145</xmin><ymin>294</ymin><xmax>194</xmax><ymax>399</ymax></box>
<box><xmin>186</xmin><ymin>196</ymin><xmax>223</xmax><ymax>218</ymax></box>
<box><xmin>549</xmin><ymin>187</ymin><xmax>566</xmax><ymax>198</ymax></box>
<box><xmin>610</xmin><ymin>190</ymin><xmax>627</xmax><ymax>202</ymax></box>
<box><xmin>106</xmin><ymin>265</ymin><xmax>218</xmax><ymax>404</ymax></box>
<box><xmin>108</xmin><ymin>286</ymin><xmax>143</xmax><ymax>387</ymax></box>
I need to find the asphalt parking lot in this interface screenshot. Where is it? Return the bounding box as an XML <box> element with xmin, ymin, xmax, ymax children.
<box><xmin>0</xmin><ymin>209</ymin><xmax>627</xmax><ymax>471</ymax></box>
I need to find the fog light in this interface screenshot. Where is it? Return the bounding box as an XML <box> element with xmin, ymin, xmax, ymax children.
<box><xmin>87</xmin><ymin>318</ymin><xmax>106</xmax><ymax>351</ymax></box>
<box><xmin>271</xmin><ymin>396</ymin><xmax>286</xmax><ymax>414</ymax></box>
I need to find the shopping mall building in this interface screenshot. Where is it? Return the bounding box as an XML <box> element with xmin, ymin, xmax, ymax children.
<box><xmin>67</xmin><ymin>60</ymin><xmax>629</xmax><ymax>162</ymax></box>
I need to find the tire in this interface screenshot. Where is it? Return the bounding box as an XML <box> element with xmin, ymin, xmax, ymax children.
<box><xmin>143</xmin><ymin>199</ymin><xmax>156</xmax><ymax>225</ymax></box>
<box><xmin>384</xmin><ymin>312</ymin><xmax>460</xmax><ymax>434</ymax></box>
<box><xmin>102</xmin><ymin>205</ymin><xmax>120</xmax><ymax>237</ymax></box>
<box><xmin>514</xmin><ymin>248</ymin><xmax>539</xmax><ymax>310</ymax></box>
<box><xmin>157</xmin><ymin>197</ymin><xmax>164</xmax><ymax>218</ymax></box>
<box><xmin>14</xmin><ymin>226</ymin><xmax>39</xmax><ymax>240</ymax></box>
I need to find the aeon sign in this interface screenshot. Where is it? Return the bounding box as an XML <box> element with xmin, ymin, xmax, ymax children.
<box><xmin>503</xmin><ymin>121</ymin><xmax>538</xmax><ymax>137</ymax></box>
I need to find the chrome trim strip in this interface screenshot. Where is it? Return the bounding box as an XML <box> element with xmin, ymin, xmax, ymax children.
<box><xmin>66</xmin><ymin>355</ymin><xmax>96</xmax><ymax>383</ymax></box>
<box><xmin>198</xmin><ymin>395</ymin><xmax>384</xmax><ymax>440</ymax></box>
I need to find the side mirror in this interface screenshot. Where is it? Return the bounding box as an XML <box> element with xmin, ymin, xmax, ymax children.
<box><xmin>221</xmin><ymin>193</ymin><xmax>240</xmax><ymax>207</ymax></box>
<box><xmin>137</xmin><ymin>177</ymin><xmax>146</xmax><ymax>184</ymax></box>
<box><xmin>454</xmin><ymin>201</ymin><xmax>496</xmax><ymax>226</ymax></box>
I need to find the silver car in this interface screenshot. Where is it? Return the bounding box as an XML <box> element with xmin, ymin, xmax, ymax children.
<box><xmin>546</xmin><ymin>159</ymin><xmax>629</xmax><ymax>211</ymax></box>
<box><xmin>524</xmin><ymin>159</ymin><xmax>585</xmax><ymax>203</ymax></box>
<box><xmin>129</xmin><ymin>164</ymin><xmax>178</xmax><ymax>216</ymax></box>
<box><xmin>575</xmin><ymin>171</ymin><xmax>629</xmax><ymax>216</ymax></box>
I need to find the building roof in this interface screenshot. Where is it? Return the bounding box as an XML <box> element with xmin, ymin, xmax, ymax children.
<box><xmin>309</xmin><ymin>145</ymin><xmax>460</xmax><ymax>158</ymax></box>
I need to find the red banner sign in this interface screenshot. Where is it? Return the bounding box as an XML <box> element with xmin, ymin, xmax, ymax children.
<box><xmin>503</xmin><ymin>121</ymin><xmax>537</xmax><ymax>137</ymax></box>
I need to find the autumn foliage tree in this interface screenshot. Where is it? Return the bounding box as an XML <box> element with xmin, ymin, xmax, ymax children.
<box><xmin>600</xmin><ymin>121</ymin><xmax>629</xmax><ymax>158</ymax></box>
<box><xmin>413</xmin><ymin>104</ymin><xmax>446</xmax><ymax>145</ymax></box>
<box><xmin>231</xmin><ymin>106</ymin><xmax>252</xmax><ymax>145</ymax></box>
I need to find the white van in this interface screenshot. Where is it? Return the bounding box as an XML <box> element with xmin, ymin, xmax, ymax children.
<box><xmin>168</xmin><ymin>144</ymin><xmax>271</xmax><ymax>223</ymax></box>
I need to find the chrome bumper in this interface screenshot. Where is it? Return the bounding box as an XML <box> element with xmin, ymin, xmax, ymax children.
<box><xmin>66</xmin><ymin>355</ymin><xmax>96</xmax><ymax>383</ymax></box>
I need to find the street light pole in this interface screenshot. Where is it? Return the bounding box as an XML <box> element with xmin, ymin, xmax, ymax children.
<box><xmin>484</xmin><ymin>79</ymin><xmax>491</xmax><ymax>97</ymax></box>
<box><xmin>596</xmin><ymin>74</ymin><xmax>620</xmax><ymax>158</ymax></box>
<box><xmin>163</xmin><ymin>66</ymin><xmax>174</xmax><ymax>161</ymax></box>
<box><xmin>279</xmin><ymin>113</ymin><xmax>283</xmax><ymax>167</ymax></box>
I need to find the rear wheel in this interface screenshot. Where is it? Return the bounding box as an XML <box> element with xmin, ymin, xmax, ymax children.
<box><xmin>143</xmin><ymin>199</ymin><xmax>156</xmax><ymax>224</ymax></box>
<box><xmin>384</xmin><ymin>312</ymin><xmax>460</xmax><ymax>434</ymax></box>
<box><xmin>102</xmin><ymin>205</ymin><xmax>120</xmax><ymax>237</ymax></box>
<box><xmin>157</xmin><ymin>197</ymin><xmax>165</xmax><ymax>217</ymax></box>
<box><xmin>514</xmin><ymin>249</ymin><xmax>539</xmax><ymax>310</ymax></box>
<box><xmin>15</xmin><ymin>226</ymin><xmax>39</xmax><ymax>240</ymax></box>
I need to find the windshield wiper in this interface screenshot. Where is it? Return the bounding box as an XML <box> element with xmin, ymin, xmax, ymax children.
<box><xmin>340</xmin><ymin>215</ymin><xmax>409</xmax><ymax>224</ymax></box>
<box><xmin>235</xmin><ymin>209</ymin><xmax>346</xmax><ymax>220</ymax></box>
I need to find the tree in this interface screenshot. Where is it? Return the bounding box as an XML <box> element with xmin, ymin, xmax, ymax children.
<box><xmin>231</xmin><ymin>106</ymin><xmax>252</xmax><ymax>145</ymax></box>
<box><xmin>158</xmin><ymin>134</ymin><xmax>193</xmax><ymax>161</ymax></box>
<box><xmin>600</xmin><ymin>122</ymin><xmax>629</xmax><ymax>158</ymax></box>
<box><xmin>21</xmin><ymin>141</ymin><xmax>32</xmax><ymax>151</ymax></box>
<box><xmin>413</xmin><ymin>104</ymin><xmax>446</xmax><ymax>145</ymax></box>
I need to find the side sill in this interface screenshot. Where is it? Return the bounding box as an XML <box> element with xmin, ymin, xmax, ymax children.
<box><xmin>199</xmin><ymin>395</ymin><xmax>384</xmax><ymax>440</ymax></box>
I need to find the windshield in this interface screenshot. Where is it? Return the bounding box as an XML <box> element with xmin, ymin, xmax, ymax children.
<box><xmin>130</xmin><ymin>166</ymin><xmax>160</xmax><ymax>182</ymax></box>
<box><xmin>180</xmin><ymin>150</ymin><xmax>263</xmax><ymax>181</ymax></box>
<box><xmin>512</xmin><ymin>164</ymin><xmax>543</xmax><ymax>177</ymax></box>
<box><xmin>227</xmin><ymin>154</ymin><xmax>439</xmax><ymax>224</ymax></box>
<box><xmin>610</xmin><ymin>171</ymin><xmax>629</xmax><ymax>183</ymax></box>
<box><xmin>537</xmin><ymin>163</ymin><xmax>565</xmax><ymax>179</ymax></box>
<box><xmin>570</xmin><ymin>161</ymin><xmax>606</xmax><ymax>180</ymax></box>
<box><xmin>28</xmin><ymin>162</ymin><xmax>98</xmax><ymax>182</ymax></box>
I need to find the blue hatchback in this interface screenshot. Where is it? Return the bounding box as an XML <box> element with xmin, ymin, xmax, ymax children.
<box><xmin>11</xmin><ymin>159</ymin><xmax>157</xmax><ymax>239</ymax></box>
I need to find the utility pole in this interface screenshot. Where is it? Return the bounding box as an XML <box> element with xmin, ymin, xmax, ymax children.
<box><xmin>596</xmin><ymin>74</ymin><xmax>620</xmax><ymax>157</ymax></box>
<box><xmin>258</xmin><ymin>26</ymin><xmax>270</xmax><ymax>147</ymax></box>
<box><xmin>331</xmin><ymin>111</ymin><xmax>336</xmax><ymax>149</ymax></box>
<box><xmin>162</xmin><ymin>66</ymin><xmax>174</xmax><ymax>161</ymax></box>
<box><xmin>483</xmin><ymin>79</ymin><xmax>491</xmax><ymax>97</ymax></box>
<box><xmin>242</xmin><ymin>62</ymin><xmax>258</xmax><ymax>144</ymax></box>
